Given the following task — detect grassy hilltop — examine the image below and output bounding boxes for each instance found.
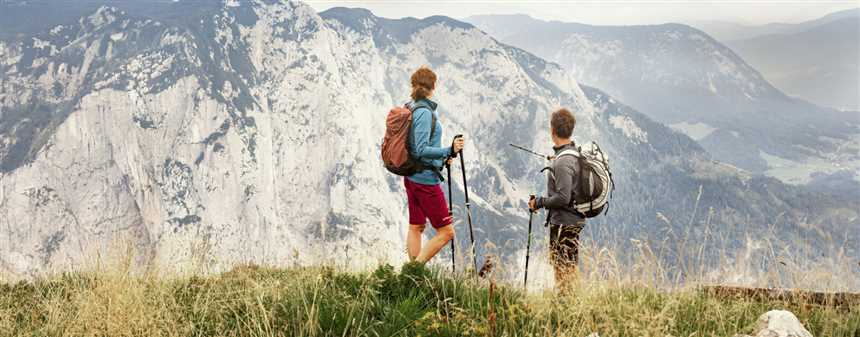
[0,262,857,337]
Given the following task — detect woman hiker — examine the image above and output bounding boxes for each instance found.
[404,66,465,263]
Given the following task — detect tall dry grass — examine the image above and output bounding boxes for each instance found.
[1,252,857,336]
[2,185,858,336]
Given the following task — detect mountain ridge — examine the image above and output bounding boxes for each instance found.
[689,8,860,110]
[691,7,860,42]
[724,16,859,110]
[465,13,860,177]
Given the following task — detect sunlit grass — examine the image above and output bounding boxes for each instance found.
[1,261,857,337]
[2,183,857,336]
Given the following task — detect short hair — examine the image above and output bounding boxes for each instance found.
[551,108,576,139]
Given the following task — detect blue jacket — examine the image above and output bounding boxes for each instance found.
[407,98,452,185]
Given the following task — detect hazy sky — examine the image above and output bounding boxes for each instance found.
[304,0,859,25]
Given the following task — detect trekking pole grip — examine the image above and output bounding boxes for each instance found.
[528,195,536,213]
[450,134,463,159]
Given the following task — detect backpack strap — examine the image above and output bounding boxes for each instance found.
[554,148,587,215]
[574,146,587,210]
[405,102,437,145]
[555,149,580,159]
[555,149,581,202]
[429,111,437,145]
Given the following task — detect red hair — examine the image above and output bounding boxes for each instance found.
[410,66,437,101]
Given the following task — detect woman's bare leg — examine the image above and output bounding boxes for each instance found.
[407,224,426,261]
[415,225,455,263]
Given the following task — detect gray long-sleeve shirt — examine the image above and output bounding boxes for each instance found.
[535,142,584,225]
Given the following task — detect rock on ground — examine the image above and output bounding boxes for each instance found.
[736,310,813,337]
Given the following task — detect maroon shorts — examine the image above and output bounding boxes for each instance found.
[404,177,452,229]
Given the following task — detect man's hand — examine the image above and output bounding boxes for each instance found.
[452,136,465,153]
[446,158,454,166]
[528,196,538,211]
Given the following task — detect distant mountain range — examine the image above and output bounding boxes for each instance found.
[0,0,856,286]
[466,14,860,183]
[691,8,859,41]
[693,9,860,111]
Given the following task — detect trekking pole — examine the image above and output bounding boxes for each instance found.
[456,135,479,275]
[509,143,553,161]
[446,161,455,274]
[524,195,535,288]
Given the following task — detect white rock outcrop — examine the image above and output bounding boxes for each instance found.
[736,310,813,337]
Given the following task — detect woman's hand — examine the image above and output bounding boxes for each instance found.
[452,137,465,153]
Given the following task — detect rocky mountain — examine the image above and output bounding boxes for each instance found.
[721,14,859,111]
[466,14,860,181]
[1,1,857,286]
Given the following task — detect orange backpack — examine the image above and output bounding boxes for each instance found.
[381,104,436,176]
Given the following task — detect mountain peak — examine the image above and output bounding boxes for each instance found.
[421,15,475,30]
[321,7,475,45]
[319,6,378,32]
[320,6,374,19]
[820,7,860,21]
[85,6,125,27]
[321,7,474,32]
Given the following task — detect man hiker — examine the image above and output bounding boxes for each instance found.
[528,108,584,290]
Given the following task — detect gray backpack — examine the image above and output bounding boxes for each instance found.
[556,141,615,218]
